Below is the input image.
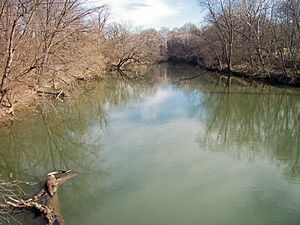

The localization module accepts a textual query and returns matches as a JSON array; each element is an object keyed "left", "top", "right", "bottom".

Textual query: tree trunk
[{"left": 0, "top": 17, "right": 18, "bottom": 105}]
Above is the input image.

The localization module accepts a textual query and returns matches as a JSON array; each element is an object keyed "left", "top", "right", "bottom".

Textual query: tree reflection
[
  {"left": 0, "top": 77, "right": 157, "bottom": 223},
  {"left": 147, "top": 63, "right": 300, "bottom": 178},
  {"left": 0, "top": 79, "right": 155, "bottom": 181},
  {"left": 0, "top": 63, "right": 300, "bottom": 224},
  {"left": 181, "top": 80, "right": 300, "bottom": 178}
]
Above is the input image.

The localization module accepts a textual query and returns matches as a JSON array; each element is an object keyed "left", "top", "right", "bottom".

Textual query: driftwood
[
  {"left": 37, "top": 89, "right": 68, "bottom": 100},
  {"left": 0, "top": 170, "right": 77, "bottom": 225}
]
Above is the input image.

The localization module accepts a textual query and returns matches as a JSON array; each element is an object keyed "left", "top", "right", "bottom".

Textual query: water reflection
[
  {"left": 0, "top": 79, "right": 155, "bottom": 180},
  {"left": 0, "top": 63, "right": 300, "bottom": 225},
  {"left": 177, "top": 79, "right": 300, "bottom": 178},
  {"left": 152, "top": 63, "right": 300, "bottom": 179}
]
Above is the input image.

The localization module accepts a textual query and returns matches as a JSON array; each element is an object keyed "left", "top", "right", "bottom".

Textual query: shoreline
[
  {"left": 0, "top": 74, "right": 105, "bottom": 125},
  {"left": 205, "top": 66, "right": 300, "bottom": 87},
  {"left": 166, "top": 60, "right": 300, "bottom": 87},
  {"left": 1, "top": 62, "right": 300, "bottom": 124}
]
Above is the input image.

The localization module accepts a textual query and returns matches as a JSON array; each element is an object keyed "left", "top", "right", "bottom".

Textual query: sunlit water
[{"left": 0, "top": 64, "right": 300, "bottom": 225}]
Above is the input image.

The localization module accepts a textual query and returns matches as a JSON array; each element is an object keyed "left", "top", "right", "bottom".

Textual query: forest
[{"left": 0, "top": 0, "right": 300, "bottom": 119}]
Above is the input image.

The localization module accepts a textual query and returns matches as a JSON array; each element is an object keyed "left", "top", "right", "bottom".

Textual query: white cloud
[
  {"left": 86, "top": 0, "right": 204, "bottom": 30},
  {"left": 141, "top": 88, "right": 173, "bottom": 119},
  {"left": 101, "top": 0, "right": 180, "bottom": 27}
]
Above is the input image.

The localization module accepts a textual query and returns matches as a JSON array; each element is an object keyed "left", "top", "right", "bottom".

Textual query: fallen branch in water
[{"left": 0, "top": 170, "right": 77, "bottom": 225}]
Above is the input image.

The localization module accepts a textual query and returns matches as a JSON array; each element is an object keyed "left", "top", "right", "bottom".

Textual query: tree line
[
  {"left": 165, "top": 0, "right": 300, "bottom": 85},
  {"left": 0, "top": 0, "right": 163, "bottom": 116}
]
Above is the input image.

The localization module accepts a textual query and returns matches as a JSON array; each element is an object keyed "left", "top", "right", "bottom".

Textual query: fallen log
[{"left": 1, "top": 170, "right": 77, "bottom": 225}]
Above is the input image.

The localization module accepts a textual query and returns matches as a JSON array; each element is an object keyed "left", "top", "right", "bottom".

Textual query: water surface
[{"left": 0, "top": 64, "right": 300, "bottom": 225}]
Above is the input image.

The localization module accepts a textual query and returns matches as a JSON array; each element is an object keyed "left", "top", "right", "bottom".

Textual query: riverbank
[
  {"left": 0, "top": 66, "right": 150, "bottom": 124},
  {"left": 204, "top": 66, "right": 300, "bottom": 87},
  {"left": 167, "top": 59, "right": 300, "bottom": 87},
  {"left": 1, "top": 62, "right": 299, "bottom": 124},
  {"left": 0, "top": 72, "right": 105, "bottom": 124}
]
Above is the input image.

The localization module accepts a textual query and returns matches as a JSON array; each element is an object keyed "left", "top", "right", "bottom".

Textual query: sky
[{"left": 89, "top": 0, "right": 205, "bottom": 29}]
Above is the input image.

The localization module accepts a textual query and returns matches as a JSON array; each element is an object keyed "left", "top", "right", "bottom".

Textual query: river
[{"left": 0, "top": 63, "right": 300, "bottom": 225}]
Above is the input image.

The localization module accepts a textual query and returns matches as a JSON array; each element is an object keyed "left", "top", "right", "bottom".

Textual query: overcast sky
[{"left": 92, "top": 0, "right": 205, "bottom": 29}]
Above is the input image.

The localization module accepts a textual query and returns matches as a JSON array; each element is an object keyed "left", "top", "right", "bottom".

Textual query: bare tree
[
  {"left": 0, "top": 0, "right": 42, "bottom": 104},
  {"left": 203, "top": 0, "right": 237, "bottom": 72},
  {"left": 103, "top": 23, "right": 163, "bottom": 72},
  {"left": 235, "top": 0, "right": 270, "bottom": 69},
  {"left": 0, "top": 0, "right": 106, "bottom": 113},
  {"left": 164, "top": 0, "right": 300, "bottom": 84}
]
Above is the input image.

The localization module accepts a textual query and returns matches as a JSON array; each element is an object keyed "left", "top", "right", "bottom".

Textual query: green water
[{"left": 0, "top": 64, "right": 300, "bottom": 225}]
